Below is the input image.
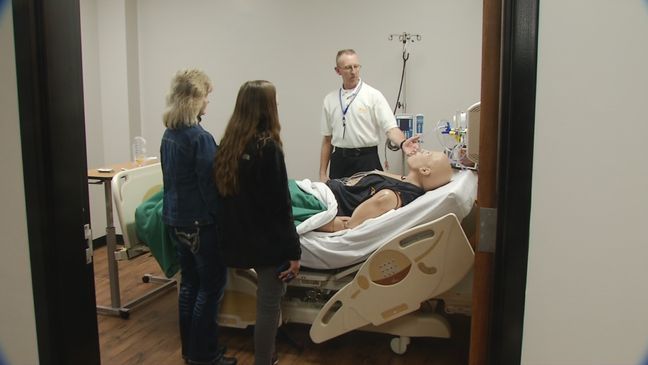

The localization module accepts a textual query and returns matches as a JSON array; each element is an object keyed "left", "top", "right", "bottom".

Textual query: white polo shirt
[{"left": 320, "top": 80, "right": 397, "bottom": 148}]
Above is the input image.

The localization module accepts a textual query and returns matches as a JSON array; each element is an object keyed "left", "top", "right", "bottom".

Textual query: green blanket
[
  {"left": 134, "top": 181, "right": 326, "bottom": 277},
  {"left": 135, "top": 190, "right": 179, "bottom": 278},
  {"left": 288, "top": 179, "right": 327, "bottom": 226}
]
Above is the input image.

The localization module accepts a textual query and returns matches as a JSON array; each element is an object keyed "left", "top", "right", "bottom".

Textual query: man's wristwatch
[{"left": 399, "top": 139, "right": 406, "bottom": 151}]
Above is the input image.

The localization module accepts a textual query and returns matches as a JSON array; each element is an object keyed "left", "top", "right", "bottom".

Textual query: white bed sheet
[{"left": 296, "top": 170, "right": 477, "bottom": 269}]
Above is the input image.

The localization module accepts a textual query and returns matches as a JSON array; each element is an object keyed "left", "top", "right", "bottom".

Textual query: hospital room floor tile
[{"left": 94, "top": 248, "right": 470, "bottom": 365}]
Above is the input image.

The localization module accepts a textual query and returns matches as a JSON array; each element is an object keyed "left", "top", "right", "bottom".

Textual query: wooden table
[{"left": 88, "top": 159, "right": 159, "bottom": 318}]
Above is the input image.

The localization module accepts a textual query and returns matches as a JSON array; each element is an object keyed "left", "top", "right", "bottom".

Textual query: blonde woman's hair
[
  {"left": 163, "top": 69, "right": 213, "bottom": 129},
  {"left": 214, "top": 80, "right": 282, "bottom": 196}
]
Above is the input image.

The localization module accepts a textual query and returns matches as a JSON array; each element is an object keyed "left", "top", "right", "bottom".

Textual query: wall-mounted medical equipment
[
  {"left": 436, "top": 102, "right": 480, "bottom": 170},
  {"left": 416, "top": 114, "right": 424, "bottom": 135},
  {"left": 397, "top": 115, "right": 413, "bottom": 139},
  {"left": 396, "top": 114, "right": 424, "bottom": 140},
  {"left": 465, "top": 102, "right": 480, "bottom": 165}
]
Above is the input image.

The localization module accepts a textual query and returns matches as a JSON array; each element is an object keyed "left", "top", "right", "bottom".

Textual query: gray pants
[{"left": 254, "top": 266, "right": 286, "bottom": 365}]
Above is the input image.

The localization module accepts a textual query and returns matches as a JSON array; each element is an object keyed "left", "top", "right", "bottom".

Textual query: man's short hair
[{"left": 336, "top": 49, "right": 357, "bottom": 66}]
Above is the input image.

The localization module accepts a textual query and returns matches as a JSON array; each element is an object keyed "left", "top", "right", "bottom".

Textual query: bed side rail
[{"left": 309, "top": 213, "right": 474, "bottom": 343}]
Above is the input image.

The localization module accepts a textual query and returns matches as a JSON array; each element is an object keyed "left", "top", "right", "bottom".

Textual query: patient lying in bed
[
  {"left": 135, "top": 150, "right": 452, "bottom": 275},
  {"left": 296, "top": 149, "right": 452, "bottom": 232}
]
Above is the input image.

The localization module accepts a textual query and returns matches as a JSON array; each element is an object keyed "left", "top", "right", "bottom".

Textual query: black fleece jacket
[{"left": 216, "top": 138, "right": 301, "bottom": 268}]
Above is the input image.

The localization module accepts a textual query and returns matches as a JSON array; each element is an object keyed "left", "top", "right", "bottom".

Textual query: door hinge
[
  {"left": 478, "top": 207, "right": 497, "bottom": 253},
  {"left": 84, "top": 224, "right": 93, "bottom": 264}
]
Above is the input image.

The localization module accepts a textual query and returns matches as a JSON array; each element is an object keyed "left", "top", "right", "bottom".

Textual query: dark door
[
  {"left": 469, "top": 0, "right": 539, "bottom": 364},
  {"left": 12, "top": 0, "right": 100, "bottom": 364}
]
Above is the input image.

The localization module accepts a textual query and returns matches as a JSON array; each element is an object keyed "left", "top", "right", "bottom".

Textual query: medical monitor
[
  {"left": 466, "top": 102, "right": 480, "bottom": 164},
  {"left": 396, "top": 115, "right": 413, "bottom": 138}
]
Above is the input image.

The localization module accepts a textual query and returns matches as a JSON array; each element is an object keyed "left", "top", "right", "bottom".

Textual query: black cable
[
  {"left": 393, "top": 50, "right": 409, "bottom": 114},
  {"left": 386, "top": 49, "right": 410, "bottom": 153}
]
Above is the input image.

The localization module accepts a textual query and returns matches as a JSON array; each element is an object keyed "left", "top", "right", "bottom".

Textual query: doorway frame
[
  {"left": 12, "top": 0, "right": 101, "bottom": 364},
  {"left": 488, "top": 0, "right": 538, "bottom": 363},
  {"left": 11, "top": 0, "right": 538, "bottom": 364}
]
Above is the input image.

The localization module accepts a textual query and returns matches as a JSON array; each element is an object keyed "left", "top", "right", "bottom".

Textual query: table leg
[
  {"left": 91, "top": 168, "right": 175, "bottom": 319},
  {"left": 96, "top": 180, "right": 129, "bottom": 318}
]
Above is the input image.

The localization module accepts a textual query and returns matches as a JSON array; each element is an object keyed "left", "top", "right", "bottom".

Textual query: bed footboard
[{"left": 309, "top": 213, "right": 474, "bottom": 343}]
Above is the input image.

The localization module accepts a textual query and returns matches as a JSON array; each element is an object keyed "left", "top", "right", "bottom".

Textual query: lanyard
[{"left": 338, "top": 80, "right": 363, "bottom": 139}]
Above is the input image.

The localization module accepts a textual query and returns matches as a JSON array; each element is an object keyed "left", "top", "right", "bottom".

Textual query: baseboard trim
[{"left": 92, "top": 235, "right": 124, "bottom": 249}]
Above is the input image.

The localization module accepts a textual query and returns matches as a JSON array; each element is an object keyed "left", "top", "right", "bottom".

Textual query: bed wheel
[
  {"left": 390, "top": 336, "right": 410, "bottom": 355},
  {"left": 142, "top": 275, "right": 150, "bottom": 283}
]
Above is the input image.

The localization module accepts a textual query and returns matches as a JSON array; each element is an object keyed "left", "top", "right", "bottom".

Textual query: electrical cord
[{"left": 393, "top": 50, "right": 409, "bottom": 115}]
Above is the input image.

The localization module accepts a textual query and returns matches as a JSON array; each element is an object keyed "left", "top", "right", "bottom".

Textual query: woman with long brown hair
[{"left": 214, "top": 80, "right": 301, "bottom": 365}]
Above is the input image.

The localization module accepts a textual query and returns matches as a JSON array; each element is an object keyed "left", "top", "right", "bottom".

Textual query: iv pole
[
  {"left": 388, "top": 32, "right": 422, "bottom": 114},
  {"left": 386, "top": 32, "right": 422, "bottom": 172}
]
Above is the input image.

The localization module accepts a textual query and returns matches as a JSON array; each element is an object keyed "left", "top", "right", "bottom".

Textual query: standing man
[{"left": 319, "top": 49, "right": 419, "bottom": 181}]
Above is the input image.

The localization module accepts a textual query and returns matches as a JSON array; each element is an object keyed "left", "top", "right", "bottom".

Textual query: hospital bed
[
  {"left": 113, "top": 163, "right": 477, "bottom": 353},
  {"left": 219, "top": 170, "right": 477, "bottom": 354},
  {"left": 110, "top": 164, "right": 177, "bottom": 316}
]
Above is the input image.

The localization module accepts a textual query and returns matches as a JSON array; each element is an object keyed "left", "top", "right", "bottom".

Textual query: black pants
[{"left": 329, "top": 145, "right": 382, "bottom": 179}]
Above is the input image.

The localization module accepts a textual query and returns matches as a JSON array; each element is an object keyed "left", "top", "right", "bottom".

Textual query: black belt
[{"left": 333, "top": 145, "right": 377, "bottom": 157}]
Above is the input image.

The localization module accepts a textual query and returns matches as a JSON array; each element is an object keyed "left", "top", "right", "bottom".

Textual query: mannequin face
[
  {"left": 407, "top": 150, "right": 453, "bottom": 191},
  {"left": 407, "top": 149, "right": 439, "bottom": 168}
]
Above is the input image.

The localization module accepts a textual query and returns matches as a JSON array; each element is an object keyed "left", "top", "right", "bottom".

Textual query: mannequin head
[{"left": 407, "top": 150, "right": 453, "bottom": 191}]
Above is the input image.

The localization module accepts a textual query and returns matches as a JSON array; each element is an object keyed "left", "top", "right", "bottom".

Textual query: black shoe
[
  {"left": 186, "top": 355, "right": 237, "bottom": 365},
  {"left": 214, "top": 355, "right": 237, "bottom": 365}
]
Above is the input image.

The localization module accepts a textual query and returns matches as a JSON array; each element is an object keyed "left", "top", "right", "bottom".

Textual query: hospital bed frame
[
  {"left": 113, "top": 163, "right": 475, "bottom": 353},
  {"left": 219, "top": 213, "right": 474, "bottom": 354},
  {"left": 110, "top": 163, "right": 177, "bottom": 318}
]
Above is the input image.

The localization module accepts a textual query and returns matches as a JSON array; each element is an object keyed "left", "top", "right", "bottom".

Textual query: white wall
[
  {"left": 0, "top": 3, "right": 40, "bottom": 365},
  {"left": 523, "top": 1, "right": 648, "bottom": 364},
  {"left": 81, "top": 0, "right": 482, "bottom": 239},
  {"left": 80, "top": 0, "right": 109, "bottom": 239},
  {"left": 135, "top": 0, "right": 482, "bottom": 180},
  {"left": 82, "top": 0, "right": 482, "bottom": 178}
]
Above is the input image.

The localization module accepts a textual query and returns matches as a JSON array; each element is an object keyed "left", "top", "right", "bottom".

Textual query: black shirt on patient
[{"left": 326, "top": 174, "right": 425, "bottom": 217}]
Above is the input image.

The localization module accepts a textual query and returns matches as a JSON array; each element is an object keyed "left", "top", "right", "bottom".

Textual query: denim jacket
[{"left": 160, "top": 123, "right": 218, "bottom": 227}]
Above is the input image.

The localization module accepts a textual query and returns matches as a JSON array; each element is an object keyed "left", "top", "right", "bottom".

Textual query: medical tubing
[
  {"left": 435, "top": 119, "right": 454, "bottom": 151},
  {"left": 385, "top": 50, "right": 410, "bottom": 158},
  {"left": 434, "top": 119, "right": 466, "bottom": 167},
  {"left": 436, "top": 119, "right": 460, "bottom": 150}
]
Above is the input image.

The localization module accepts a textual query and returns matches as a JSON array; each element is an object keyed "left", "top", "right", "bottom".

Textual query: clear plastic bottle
[{"left": 132, "top": 136, "right": 147, "bottom": 166}]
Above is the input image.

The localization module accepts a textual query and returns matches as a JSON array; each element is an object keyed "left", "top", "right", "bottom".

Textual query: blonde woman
[
  {"left": 161, "top": 69, "right": 236, "bottom": 365},
  {"left": 214, "top": 80, "right": 301, "bottom": 365}
]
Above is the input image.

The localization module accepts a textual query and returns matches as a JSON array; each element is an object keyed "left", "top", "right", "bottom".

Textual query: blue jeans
[{"left": 170, "top": 224, "right": 227, "bottom": 363}]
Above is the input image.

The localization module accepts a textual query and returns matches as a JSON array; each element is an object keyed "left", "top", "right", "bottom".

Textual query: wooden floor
[{"left": 94, "top": 247, "right": 470, "bottom": 365}]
